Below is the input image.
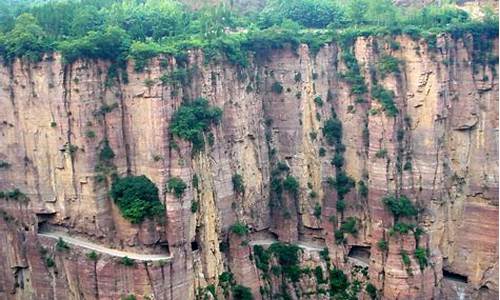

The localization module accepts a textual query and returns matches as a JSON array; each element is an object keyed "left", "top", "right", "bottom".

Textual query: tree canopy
[{"left": 0, "top": 0, "right": 496, "bottom": 64}]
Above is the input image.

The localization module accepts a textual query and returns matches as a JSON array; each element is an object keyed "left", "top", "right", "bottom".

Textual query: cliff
[{"left": 0, "top": 34, "right": 497, "bottom": 299}]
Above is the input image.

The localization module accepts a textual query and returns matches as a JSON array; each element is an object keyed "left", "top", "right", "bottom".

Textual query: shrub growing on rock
[
  {"left": 170, "top": 98, "right": 222, "bottom": 153},
  {"left": 382, "top": 195, "right": 418, "bottom": 219},
  {"left": 232, "top": 173, "right": 245, "bottom": 194},
  {"left": 232, "top": 284, "right": 253, "bottom": 300},
  {"left": 120, "top": 256, "right": 135, "bottom": 266},
  {"left": 166, "top": 177, "right": 187, "bottom": 199},
  {"left": 414, "top": 247, "right": 428, "bottom": 270},
  {"left": 110, "top": 175, "right": 165, "bottom": 224},
  {"left": 230, "top": 221, "right": 249, "bottom": 236}
]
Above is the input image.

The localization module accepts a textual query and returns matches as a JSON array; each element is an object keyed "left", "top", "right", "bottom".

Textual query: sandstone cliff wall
[{"left": 0, "top": 34, "right": 497, "bottom": 299}]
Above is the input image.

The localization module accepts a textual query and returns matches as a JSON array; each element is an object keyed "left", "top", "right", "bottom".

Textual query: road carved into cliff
[
  {"left": 39, "top": 231, "right": 172, "bottom": 262},
  {"left": 248, "top": 239, "right": 324, "bottom": 252},
  {"left": 249, "top": 240, "right": 370, "bottom": 267}
]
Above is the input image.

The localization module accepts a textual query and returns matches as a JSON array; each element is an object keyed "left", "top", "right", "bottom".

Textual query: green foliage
[
  {"left": 219, "top": 271, "right": 234, "bottom": 283},
  {"left": 0, "top": 160, "right": 10, "bottom": 168},
  {"left": 331, "top": 153, "right": 344, "bottom": 168},
  {"left": 253, "top": 245, "right": 270, "bottom": 272},
  {"left": 86, "top": 251, "right": 98, "bottom": 261},
  {"left": 371, "top": 85, "right": 398, "bottom": 117},
  {"left": 319, "top": 247, "right": 330, "bottom": 262},
  {"left": 322, "top": 117, "right": 342, "bottom": 146},
  {"left": 329, "top": 268, "right": 349, "bottom": 296},
  {"left": 414, "top": 247, "right": 428, "bottom": 270},
  {"left": 313, "top": 203, "right": 322, "bottom": 219},
  {"left": 56, "top": 238, "right": 70, "bottom": 251},
  {"left": 314, "top": 266, "right": 326, "bottom": 283},
  {"left": 129, "top": 41, "right": 161, "bottom": 72},
  {"left": 400, "top": 250, "right": 411, "bottom": 267},
  {"left": 0, "top": 0, "right": 496, "bottom": 72},
  {"left": 377, "top": 239, "right": 388, "bottom": 251},
  {"left": 192, "top": 174, "right": 199, "bottom": 190},
  {"left": 378, "top": 54, "right": 400, "bottom": 77},
  {"left": 110, "top": 175, "right": 164, "bottom": 224},
  {"left": 260, "top": 0, "right": 345, "bottom": 28},
  {"left": 366, "top": 283, "right": 377, "bottom": 300},
  {"left": 232, "top": 284, "right": 253, "bottom": 300},
  {"left": 230, "top": 221, "right": 249, "bottom": 236},
  {"left": 336, "top": 199, "right": 346, "bottom": 212},
  {"left": 358, "top": 180, "right": 368, "bottom": 198},
  {"left": 120, "top": 256, "right": 135, "bottom": 267},
  {"left": 319, "top": 147, "right": 326, "bottom": 157},
  {"left": 340, "top": 217, "right": 358, "bottom": 235},
  {"left": 334, "top": 230, "right": 345, "bottom": 244},
  {"left": 3, "top": 13, "right": 49, "bottom": 61},
  {"left": 0, "top": 188, "right": 26, "bottom": 201},
  {"left": 191, "top": 201, "right": 199, "bottom": 213},
  {"left": 390, "top": 222, "right": 415, "bottom": 235},
  {"left": 166, "top": 177, "right": 187, "bottom": 199},
  {"left": 99, "top": 140, "right": 115, "bottom": 161},
  {"left": 340, "top": 51, "right": 367, "bottom": 95},
  {"left": 170, "top": 98, "right": 222, "bottom": 153},
  {"left": 271, "top": 81, "right": 283, "bottom": 94},
  {"left": 268, "top": 242, "right": 302, "bottom": 282},
  {"left": 283, "top": 175, "right": 300, "bottom": 197},
  {"left": 334, "top": 172, "right": 355, "bottom": 199},
  {"left": 382, "top": 195, "right": 418, "bottom": 219},
  {"left": 85, "top": 130, "right": 96, "bottom": 139},
  {"left": 159, "top": 68, "right": 190, "bottom": 86},
  {"left": 232, "top": 173, "right": 245, "bottom": 194},
  {"left": 59, "top": 26, "right": 131, "bottom": 64},
  {"left": 375, "top": 148, "right": 387, "bottom": 158},
  {"left": 121, "top": 295, "right": 136, "bottom": 300},
  {"left": 314, "top": 96, "right": 324, "bottom": 107},
  {"left": 45, "top": 257, "right": 55, "bottom": 268}
]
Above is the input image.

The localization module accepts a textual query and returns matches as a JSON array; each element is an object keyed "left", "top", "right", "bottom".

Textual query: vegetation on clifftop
[{"left": 0, "top": 0, "right": 496, "bottom": 67}]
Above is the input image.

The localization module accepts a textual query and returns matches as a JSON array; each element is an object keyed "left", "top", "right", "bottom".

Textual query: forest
[{"left": 0, "top": 0, "right": 497, "bottom": 68}]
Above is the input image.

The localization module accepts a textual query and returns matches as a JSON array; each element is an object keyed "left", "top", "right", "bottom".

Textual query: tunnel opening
[
  {"left": 443, "top": 269, "right": 468, "bottom": 283},
  {"left": 36, "top": 212, "right": 56, "bottom": 233},
  {"left": 191, "top": 241, "right": 200, "bottom": 251},
  {"left": 159, "top": 241, "right": 170, "bottom": 255},
  {"left": 347, "top": 246, "right": 371, "bottom": 264}
]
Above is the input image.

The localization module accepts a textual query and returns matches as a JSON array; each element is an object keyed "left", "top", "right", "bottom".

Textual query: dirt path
[{"left": 38, "top": 231, "right": 172, "bottom": 262}]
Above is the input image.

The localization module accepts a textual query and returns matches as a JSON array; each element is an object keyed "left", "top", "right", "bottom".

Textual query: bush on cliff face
[
  {"left": 283, "top": 175, "right": 300, "bottom": 197},
  {"left": 382, "top": 195, "right": 418, "bottom": 219},
  {"left": 322, "top": 117, "right": 342, "bottom": 146},
  {"left": 414, "top": 247, "right": 428, "bottom": 270},
  {"left": 170, "top": 98, "right": 222, "bottom": 153},
  {"left": 232, "top": 173, "right": 245, "bottom": 194},
  {"left": 166, "top": 177, "right": 187, "bottom": 199},
  {"left": 231, "top": 284, "right": 253, "bottom": 300},
  {"left": 110, "top": 175, "right": 165, "bottom": 224},
  {"left": 230, "top": 221, "right": 249, "bottom": 236}
]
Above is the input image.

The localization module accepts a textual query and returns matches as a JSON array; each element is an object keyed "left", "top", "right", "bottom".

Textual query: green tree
[
  {"left": 4, "top": 13, "right": 49, "bottom": 61},
  {"left": 110, "top": 175, "right": 165, "bottom": 224},
  {"left": 170, "top": 98, "right": 222, "bottom": 152}
]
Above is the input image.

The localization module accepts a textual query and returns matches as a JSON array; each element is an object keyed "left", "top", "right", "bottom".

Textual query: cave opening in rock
[
  {"left": 443, "top": 269, "right": 468, "bottom": 283},
  {"left": 36, "top": 212, "right": 56, "bottom": 233},
  {"left": 191, "top": 241, "right": 200, "bottom": 251},
  {"left": 347, "top": 245, "right": 371, "bottom": 264},
  {"left": 160, "top": 242, "right": 170, "bottom": 255}
]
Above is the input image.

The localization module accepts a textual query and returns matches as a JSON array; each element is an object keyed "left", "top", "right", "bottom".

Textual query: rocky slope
[{"left": 0, "top": 34, "right": 497, "bottom": 299}]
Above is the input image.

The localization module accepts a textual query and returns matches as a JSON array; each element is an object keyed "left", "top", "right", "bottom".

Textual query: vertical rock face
[{"left": 0, "top": 35, "right": 497, "bottom": 299}]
